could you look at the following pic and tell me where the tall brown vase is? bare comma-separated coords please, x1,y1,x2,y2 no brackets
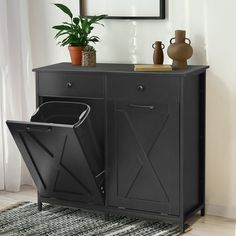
152,41,165,65
68,46,84,65
167,30,193,69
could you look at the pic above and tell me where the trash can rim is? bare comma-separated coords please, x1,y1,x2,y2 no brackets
31,101,91,127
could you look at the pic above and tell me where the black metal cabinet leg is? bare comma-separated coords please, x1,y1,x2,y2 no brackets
180,219,185,234
37,192,42,211
104,212,110,220
38,200,42,211
201,207,205,216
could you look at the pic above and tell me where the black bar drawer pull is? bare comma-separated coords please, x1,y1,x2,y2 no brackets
129,104,155,110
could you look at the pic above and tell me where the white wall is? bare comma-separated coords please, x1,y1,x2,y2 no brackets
204,0,236,219
28,0,236,218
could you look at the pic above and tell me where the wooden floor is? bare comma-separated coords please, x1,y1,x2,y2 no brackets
0,186,235,236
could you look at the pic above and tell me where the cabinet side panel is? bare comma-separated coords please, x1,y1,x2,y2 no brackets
181,74,202,215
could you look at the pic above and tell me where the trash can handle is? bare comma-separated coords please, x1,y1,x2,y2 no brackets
26,126,52,132
74,106,91,127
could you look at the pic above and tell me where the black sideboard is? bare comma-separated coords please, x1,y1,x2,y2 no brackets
8,63,209,233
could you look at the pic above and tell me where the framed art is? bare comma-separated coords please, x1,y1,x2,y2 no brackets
79,0,165,19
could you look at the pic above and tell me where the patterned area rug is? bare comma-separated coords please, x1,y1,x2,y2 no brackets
0,202,190,236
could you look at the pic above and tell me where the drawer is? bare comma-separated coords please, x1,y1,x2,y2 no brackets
38,72,104,98
107,74,179,103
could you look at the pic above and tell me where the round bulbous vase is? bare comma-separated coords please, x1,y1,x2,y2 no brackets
167,30,193,69
152,41,165,65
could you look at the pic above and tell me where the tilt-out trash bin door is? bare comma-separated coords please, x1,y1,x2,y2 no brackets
6,101,104,204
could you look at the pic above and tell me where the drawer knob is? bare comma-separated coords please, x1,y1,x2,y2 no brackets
66,82,72,88
137,85,145,91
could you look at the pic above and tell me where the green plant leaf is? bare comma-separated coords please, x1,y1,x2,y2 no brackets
82,18,89,29
89,14,106,25
52,25,71,31
54,3,73,19
89,36,100,40
62,22,74,26
55,31,70,39
88,35,100,43
60,36,71,46
73,17,80,25
52,9,106,47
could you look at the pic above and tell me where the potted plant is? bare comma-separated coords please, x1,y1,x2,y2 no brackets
82,45,96,67
52,3,106,65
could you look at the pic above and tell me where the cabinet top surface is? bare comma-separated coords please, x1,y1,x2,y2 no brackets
33,63,209,76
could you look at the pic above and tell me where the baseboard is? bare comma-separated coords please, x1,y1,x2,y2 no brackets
206,204,236,219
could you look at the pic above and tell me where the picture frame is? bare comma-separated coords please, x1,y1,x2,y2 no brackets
79,0,165,20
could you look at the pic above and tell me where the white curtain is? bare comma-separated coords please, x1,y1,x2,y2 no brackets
0,0,35,191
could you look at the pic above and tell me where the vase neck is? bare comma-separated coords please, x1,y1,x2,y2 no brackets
175,30,186,43
155,41,162,48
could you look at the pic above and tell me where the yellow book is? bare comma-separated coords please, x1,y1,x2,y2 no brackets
134,64,172,72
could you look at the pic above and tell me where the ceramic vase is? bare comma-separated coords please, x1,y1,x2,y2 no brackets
152,41,165,65
68,46,84,65
167,30,193,69
82,51,96,67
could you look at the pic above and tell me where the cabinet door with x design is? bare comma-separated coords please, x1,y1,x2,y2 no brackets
107,76,180,216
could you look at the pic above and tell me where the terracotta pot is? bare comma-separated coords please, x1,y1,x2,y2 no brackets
152,41,165,65
82,51,96,67
68,46,84,65
167,30,193,69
